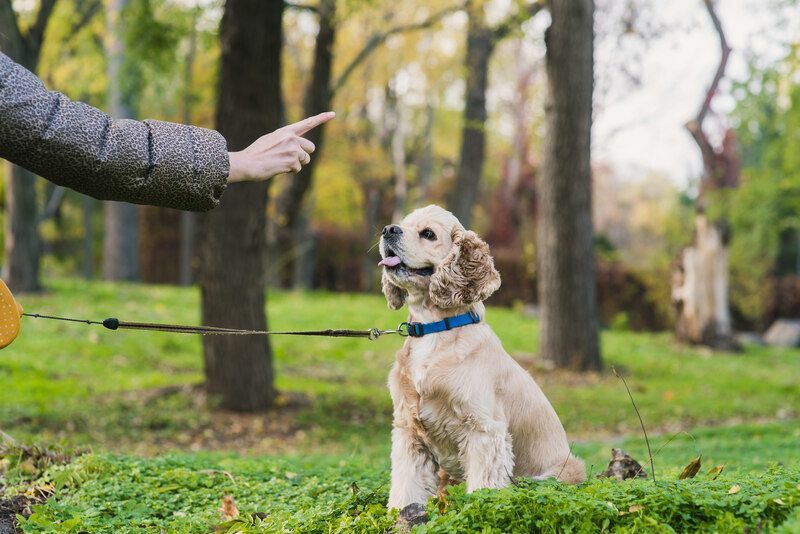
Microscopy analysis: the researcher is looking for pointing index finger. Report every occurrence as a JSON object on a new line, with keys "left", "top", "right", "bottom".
{"left": 290, "top": 111, "right": 336, "bottom": 135}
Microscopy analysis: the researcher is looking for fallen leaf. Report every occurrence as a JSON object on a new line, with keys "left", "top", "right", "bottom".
{"left": 220, "top": 495, "right": 239, "bottom": 519}
{"left": 285, "top": 471, "right": 297, "bottom": 479}
{"left": 728, "top": 485, "right": 741, "bottom": 495}
{"left": 679, "top": 456, "right": 702, "bottom": 480}
{"left": 707, "top": 465, "right": 725, "bottom": 480}
{"left": 628, "top": 504, "right": 645, "bottom": 513}
{"left": 774, "top": 498, "right": 785, "bottom": 506}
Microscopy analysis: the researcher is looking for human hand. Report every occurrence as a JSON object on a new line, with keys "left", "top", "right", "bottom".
{"left": 227, "top": 111, "right": 335, "bottom": 183}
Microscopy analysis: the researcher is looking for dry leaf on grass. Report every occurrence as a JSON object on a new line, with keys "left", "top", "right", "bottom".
{"left": 220, "top": 495, "right": 239, "bottom": 519}
{"left": 707, "top": 465, "right": 725, "bottom": 480}
{"left": 679, "top": 456, "right": 702, "bottom": 480}
{"left": 728, "top": 485, "right": 741, "bottom": 495}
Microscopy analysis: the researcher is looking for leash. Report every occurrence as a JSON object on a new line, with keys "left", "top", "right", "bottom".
{"left": 20, "top": 312, "right": 407, "bottom": 341}
{"left": 0, "top": 280, "right": 481, "bottom": 348}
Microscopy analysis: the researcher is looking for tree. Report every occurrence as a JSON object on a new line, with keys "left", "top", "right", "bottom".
{"left": 537, "top": 0, "right": 601, "bottom": 371}
{"left": 197, "top": 0, "right": 283, "bottom": 411}
{"left": 447, "top": 0, "right": 543, "bottom": 228}
{"left": 101, "top": 0, "right": 140, "bottom": 281}
{"left": 671, "top": 0, "right": 739, "bottom": 349}
{"left": 0, "top": 0, "right": 57, "bottom": 293}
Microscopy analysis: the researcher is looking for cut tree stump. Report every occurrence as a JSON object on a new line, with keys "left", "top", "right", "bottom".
{"left": 672, "top": 214, "right": 740, "bottom": 351}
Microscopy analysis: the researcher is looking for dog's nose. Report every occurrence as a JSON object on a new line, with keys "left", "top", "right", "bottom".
{"left": 382, "top": 225, "right": 403, "bottom": 238}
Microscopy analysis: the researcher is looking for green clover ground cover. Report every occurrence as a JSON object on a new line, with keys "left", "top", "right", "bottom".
{"left": 12, "top": 424, "right": 800, "bottom": 532}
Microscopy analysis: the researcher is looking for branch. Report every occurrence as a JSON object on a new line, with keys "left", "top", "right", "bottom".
{"left": 39, "top": 185, "right": 67, "bottom": 223}
{"left": 686, "top": 0, "right": 730, "bottom": 190}
{"left": 70, "top": 0, "right": 102, "bottom": 35}
{"left": 692, "top": 0, "right": 730, "bottom": 130}
{"left": 331, "top": 3, "right": 464, "bottom": 95}
{"left": 0, "top": 0, "right": 24, "bottom": 57}
{"left": 25, "top": 0, "right": 58, "bottom": 56}
{"left": 494, "top": 1, "right": 544, "bottom": 41}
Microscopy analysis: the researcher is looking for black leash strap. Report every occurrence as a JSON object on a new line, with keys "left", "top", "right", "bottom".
{"left": 22, "top": 313, "right": 406, "bottom": 341}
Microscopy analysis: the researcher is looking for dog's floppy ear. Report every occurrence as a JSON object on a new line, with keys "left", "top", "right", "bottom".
{"left": 429, "top": 229, "right": 501, "bottom": 309}
{"left": 382, "top": 270, "right": 407, "bottom": 310}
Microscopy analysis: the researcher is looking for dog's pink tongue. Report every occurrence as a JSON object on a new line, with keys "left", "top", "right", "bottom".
{"left": 378, "top": 256, "right": 401, "bottom": 267}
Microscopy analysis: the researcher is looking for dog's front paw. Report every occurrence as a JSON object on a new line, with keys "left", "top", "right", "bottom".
{"left": 394, "top": 502, "right": 428, "bottom": 531}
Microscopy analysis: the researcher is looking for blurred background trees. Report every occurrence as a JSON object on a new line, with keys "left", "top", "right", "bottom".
{"left": 2, "top": 0, "right": 800, "bottom": 408}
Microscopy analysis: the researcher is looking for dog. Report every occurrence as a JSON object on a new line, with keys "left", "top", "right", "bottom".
{"left": 378, "top": 205, "right": 585, "bottom": 512}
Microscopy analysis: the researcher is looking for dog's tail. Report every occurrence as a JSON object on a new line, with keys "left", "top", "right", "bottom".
{"left": 555, "top": 455, "right": 586, "bottom": 485}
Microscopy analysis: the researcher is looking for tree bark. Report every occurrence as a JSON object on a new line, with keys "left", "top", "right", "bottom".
{"left": 537, "top": 0, "right": 601, "bottom": 371}
{"left": 0, "top": 0, "right": 57, "bottom": 293}
{"left": 197, "top": 0, "right": 283, "bottom": 411}
{"left": 102, "top": 0, "right": 139, "bottom": 282}
{"left": 3, "top": 164, "right": 41, "bottom": 292}
{"left": 273, "top": 0, "right": 335, "bottom": 289}
{"left": 672, "top": 0, "right": 738, "bottom": 350}
{"left": 83, "top": 195, "right": 95, "bottom": 279}
{"left": 447, "top": 2, "right": 493, "bottom": 229}
{"left": 179, "top": 6, "right": 200, "bottom": 286}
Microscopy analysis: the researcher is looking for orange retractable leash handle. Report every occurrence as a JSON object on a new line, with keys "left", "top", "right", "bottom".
{"left": 0, "top": 279, "right": 24, "bottom": 349}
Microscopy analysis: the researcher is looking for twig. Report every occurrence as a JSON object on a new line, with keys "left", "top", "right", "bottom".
{"left": 612, "top": 366, "right": 656, "bottom": 483}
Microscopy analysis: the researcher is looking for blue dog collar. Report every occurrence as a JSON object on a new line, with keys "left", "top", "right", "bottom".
{"left": 400, "top": 310, "right": 480, "bottom": 337}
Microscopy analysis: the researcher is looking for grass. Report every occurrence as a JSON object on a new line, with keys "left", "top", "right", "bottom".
{"left": 1, "top": 278, "right": 800, "bottom": 531}
{"left": 3, "top": 278, "right": 799, "bottom": 454}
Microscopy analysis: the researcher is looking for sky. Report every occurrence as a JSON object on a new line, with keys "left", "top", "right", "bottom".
{"left": 592, "top": 0, "right": 799, "bottom": 188}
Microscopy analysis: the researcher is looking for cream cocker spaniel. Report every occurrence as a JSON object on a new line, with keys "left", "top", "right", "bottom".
{"left": 378, "top": 205, "right": 585, "bottom": 512}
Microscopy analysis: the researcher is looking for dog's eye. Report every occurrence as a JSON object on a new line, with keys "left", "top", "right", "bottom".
{"left": 419, "top": 228, "right": 436, "bottom": 241}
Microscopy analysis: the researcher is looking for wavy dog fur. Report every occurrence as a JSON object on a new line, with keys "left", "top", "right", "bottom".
{"left": 379, "top": 205, "right": 585, "bottom": 511}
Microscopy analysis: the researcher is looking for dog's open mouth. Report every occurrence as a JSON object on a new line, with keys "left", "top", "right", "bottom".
{"left": 378, "top": 249, "right": 434, "bottom": 276}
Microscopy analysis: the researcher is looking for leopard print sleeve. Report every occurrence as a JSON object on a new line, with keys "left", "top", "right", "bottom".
{"left": 0, "top": 52, "right": 228, "bottom": 211}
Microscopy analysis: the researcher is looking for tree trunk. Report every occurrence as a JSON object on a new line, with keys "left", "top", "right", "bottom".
{"left": 447, "top": 3, "right": 494, "bottom": 228}
{"left": 3, "top": 163, "right": 41, "bottom": 292}
{"left": 179, "top": 9, "right": 200, "bottom": 286}
{"left": 537, "top": 0, "right": 601, "bottom": 371}
{"left": 197, "top": 0, "right": 283, "bottom": 412}
{"left": 83, "top": 195, "right": 95, "bottom": 280}
{"left": 672, "top": 0, "right": 738, "bottom": 350}
{"left": 0, "top": 0, "right": 57, "bottom": 293}
{"left": 102, "top": 0, "right": 139, "bottom": 281}
{"left": 672, "top": 215, "right": 735, "bottom": 348}
{"left": 274, "top": 0, "right": 335, "bottom": 289}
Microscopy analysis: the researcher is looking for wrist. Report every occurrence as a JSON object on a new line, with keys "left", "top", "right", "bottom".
{"left": 227, "top": 151, "right": 247, "bottom": 183}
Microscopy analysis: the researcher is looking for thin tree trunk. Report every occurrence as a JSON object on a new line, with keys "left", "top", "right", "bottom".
{"left": 537, "top": 0, "right": 601, "bottom": 371}
{"left": 448, "top": 3, "right": 493, "bottom": 228}
{"left": 415, "top": 103, "right": 435, "bottom": 202}
{"left": 3, "top": 163, "right": 41, "bottom": 292}
{"left": 83, "top": 195, "right": 94, "bottom": 279}
{"left": 197, "top": 0, "right": 283, "bottom": 411}
{"left": 179, "top": 3, "right": 200, "bottom": 286}
{"left": 274, "top": 0, "right": 335, "bottom": 289}
{"left": 390, "top": 94, "right": 408, "bottom": 223}
{"left": 102, "top": 0, "right": 139, "bottom": 281}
